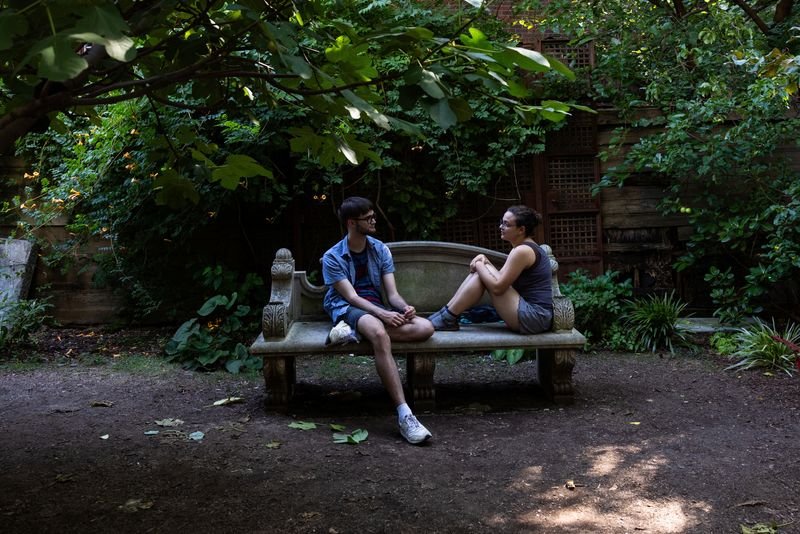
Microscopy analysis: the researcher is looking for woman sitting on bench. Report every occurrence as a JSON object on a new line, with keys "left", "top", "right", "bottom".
{"left": 428, "top": 205, "right": 553, "bottom": 334}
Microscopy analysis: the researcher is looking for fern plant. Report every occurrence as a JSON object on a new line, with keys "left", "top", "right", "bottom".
{"left": 725, "top": 319, "right": 800, "bottom": 376}
{"left": 0, "top": 296, "right": 53, "bottom": 350}
{"left": 623, "top": 291, "right": 690, "bottom": 353}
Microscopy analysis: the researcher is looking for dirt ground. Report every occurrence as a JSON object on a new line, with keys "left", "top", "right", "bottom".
{"left": 1, "top": 327, "right": 798, "bottom": 534}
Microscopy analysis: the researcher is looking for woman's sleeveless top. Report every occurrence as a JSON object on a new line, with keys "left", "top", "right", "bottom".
{"left": 511, "top": 242, "right": 553, "bottom": 313}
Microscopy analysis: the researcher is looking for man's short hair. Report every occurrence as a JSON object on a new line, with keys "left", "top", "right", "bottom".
{"left": 338, "top": 196, "right": 373, "bottom": 226}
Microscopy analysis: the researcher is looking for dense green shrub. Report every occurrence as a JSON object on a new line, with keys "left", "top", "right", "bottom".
{"left": 164, "top": 267, "right": 264, "bottom": 373}
{"left": 560, "top": 269, "right": 633, "bottom": 344}
{"left": 709, "top": 331, "right": 738, "bottom": 356}
{"left": 524, "top": 0, "right": 800, "bottom": 324}
{"left": 622, "top": 292, "right": 690, "bottom": 353}
{"left": 725, "top": 319, "right": 800, "bottom": 376}
{"left": 164, "top": 291, "right": 262, "bottom": 373}
{"left": 0, "top": 297, "right": 52, "bottom": 350}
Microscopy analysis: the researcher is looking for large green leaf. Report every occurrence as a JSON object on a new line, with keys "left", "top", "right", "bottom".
{"left": 198, "top": 295, "right": 229, "bottom": 316}
{"left": 335, "top": 134, "right": 382, "bottom": 165}
{"left": 545, "top": 54, "right": 576, "bottom": 81}
{"left": 0, "top": 11, "right": 28, "bottom": 51}
{"left": 69, "top": 31, "right": 136, "bottom": 62}
{"left": 77, "top": 5, "right": 129, "bottom": 37}
{"left": 418, "top": 69, "right": 446, "bottom": 99}
{"left": 447, "top": 97, "right": 474, "bottom": 122}
{"left": 153, "top": 169, "right": 200, "bottom": 208}
{"left": 428, "top": 99, "right": 457, "bottom": 130}
{"left": 497, "top": 47, "right": 550, "bottom": 73}
{"left": 459, "top": 27, "right": 492, "bottom": 51}
{"left": 342, "top": 90, "right": 390, "bottom": 130}
{"left": 36, "top": 38, "right": 89, "bottom": 82}
{"left": 281, "top": 53, "right": 313, "bottom": 79}
{"left": 211, "top": 155, "right": 273, "bottom": 190}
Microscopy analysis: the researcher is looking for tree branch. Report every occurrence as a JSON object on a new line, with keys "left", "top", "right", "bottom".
{"left": 774, "top": 0, "right": 794, "bottom": 23}
{"left": 729, "top": 0, "right": 772, "bottom": 35}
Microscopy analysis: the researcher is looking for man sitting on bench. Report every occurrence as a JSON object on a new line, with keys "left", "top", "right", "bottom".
{"left": 322, "top": 196, "right": 435, "bottom": 444}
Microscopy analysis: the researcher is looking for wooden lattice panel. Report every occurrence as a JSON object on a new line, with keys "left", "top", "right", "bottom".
{"left": 548, "top": 214, "right": 599, "bottom": 258}
{"left": 547, "top": 156, "right": 597, "bottom": 209}
{"left": 439, "top": 219, "right": 478, "bottom": 246}
{"left": 541, "top": 38, "right": 594, "bottom": 69}
{"left": 547, "top": 112, "right": 596, "bottom": 155}
{"left": 494, "top": 158, "right": 535, "bottom": 200}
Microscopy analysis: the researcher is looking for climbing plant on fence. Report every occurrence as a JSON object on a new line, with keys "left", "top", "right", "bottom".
{"left": 522, "top": 0, "right": 800, "bottom": 324}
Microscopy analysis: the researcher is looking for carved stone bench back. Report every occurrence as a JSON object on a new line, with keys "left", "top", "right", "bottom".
{"left": 270, "top": 241, "right": 567, "bottom": 325}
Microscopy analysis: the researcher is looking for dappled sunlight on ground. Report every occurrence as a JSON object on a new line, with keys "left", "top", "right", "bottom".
{"left": 495, "top": 442, "right": 713, "bottom": 532}
{"left": 517, "top": 497, "right": 704, "bottom": 532}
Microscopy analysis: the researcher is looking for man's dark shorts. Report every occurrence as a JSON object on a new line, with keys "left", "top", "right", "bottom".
{"left": 340, "top": 303, "right": 390, "bottom": 332}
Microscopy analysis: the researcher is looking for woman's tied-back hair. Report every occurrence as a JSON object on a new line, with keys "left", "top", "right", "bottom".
{"left": 507, "top": 205, "right": 542, "bottom": 237}
{"left": 338, "top": 196, "right": 373, "bottom": 226}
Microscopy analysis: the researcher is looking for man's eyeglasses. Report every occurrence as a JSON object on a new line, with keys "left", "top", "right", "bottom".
{"left": 354, "top": 214, "right": 376, "bottom": 222}
{"left": 499, "top": 220, "right": 516, "bottom": 228}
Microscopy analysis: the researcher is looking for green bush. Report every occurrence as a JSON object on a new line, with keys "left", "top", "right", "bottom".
{"left": 709, "top": 331, "right": 738, "bottom": 356}
{"left": 164, "top": 291, "right": 262, "bottom": 373}
{"left": 603, "top": 323, "right": 640, "bottom": 352}
{"left": 725, "top": 319, "right": 800, "bottom": 376}
{"left": 0, "top": 297, "right": 53, "bottom": 350}
{"left": 623, "top": 291, "right": 690, "bottom": 353}
{"left": 560, "top": 269, "right": 633, "bottom": 344}
{"left": 491, "top": 348, "right": 534, "bottom": 365}
{"left": 164, "top": 267, "right": 264, "bottom": 373}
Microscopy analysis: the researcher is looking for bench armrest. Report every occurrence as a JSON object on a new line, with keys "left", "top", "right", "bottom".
{"left": 542, "top": 244, "right": 576, "bottom": 332}
{"left": 262, "top": 248, "right": 295, "bottom": 339}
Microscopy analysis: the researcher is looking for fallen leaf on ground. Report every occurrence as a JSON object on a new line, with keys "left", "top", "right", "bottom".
{"left": 333, "top": 429, "right": 368, "bottom": 444}
{"left": 735, "top": 500, "right": 767, "bottom": 507}
{"left": 740, "top": 523, "right": 778, "bottom": 534}
{"left": 288, "top": 421, "right": 318, "bottom": 430}
{"left": 118, "top": 499, "right": 154, "bottom": 513}
{"left": 155, "top": 418, "right": 184, "bottom": 427}
{"left": 265, "top": 440, "right": 281, "bottom": 449}
{"left": 211, "top": 396, "right": 244, "bottom": 406}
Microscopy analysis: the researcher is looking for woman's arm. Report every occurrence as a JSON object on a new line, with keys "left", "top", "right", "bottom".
{"left": 475, "top": 246, "right": 535, "bottom": 295}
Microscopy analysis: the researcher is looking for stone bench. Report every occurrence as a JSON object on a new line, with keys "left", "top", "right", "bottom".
{"left": 249, "top": 241, "right": 586, "bottom": 410}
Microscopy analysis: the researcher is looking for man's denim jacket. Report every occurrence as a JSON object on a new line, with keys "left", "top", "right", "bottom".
{"left": 322, "top": 235, "right": 394, "bottom": 324}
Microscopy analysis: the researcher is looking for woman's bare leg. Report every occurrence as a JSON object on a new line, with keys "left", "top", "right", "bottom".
{"left": 445, "top": 272, "right": 487, "bottom": 315}
{"left": 470, "top": 262, "right": 522, "bottom": 331}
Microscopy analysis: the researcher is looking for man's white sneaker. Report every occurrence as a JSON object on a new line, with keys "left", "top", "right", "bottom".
{"left": 399, "top": 414, "right": 432, "bottom": 444}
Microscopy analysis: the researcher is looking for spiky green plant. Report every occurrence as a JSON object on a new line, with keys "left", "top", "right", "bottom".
{"left": 623, "top": 292, "right": 690, "bottom": 353}
{"left": 725, "top": 319, "right": 800, "bottom": 376}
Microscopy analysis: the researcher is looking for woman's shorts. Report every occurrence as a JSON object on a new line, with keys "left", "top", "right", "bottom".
{"left": 517, "top": 299, "right": 553, "bottom": 334}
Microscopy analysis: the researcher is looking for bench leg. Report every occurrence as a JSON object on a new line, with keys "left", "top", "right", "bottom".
{"left": 406, "top": 354, "right": 436, "bottom": 411}
{"left": 262, "top": 356, "right": 296, "bottom": 410}
{"left": 537, "top": 349, "right": 576, "bottom": 404}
